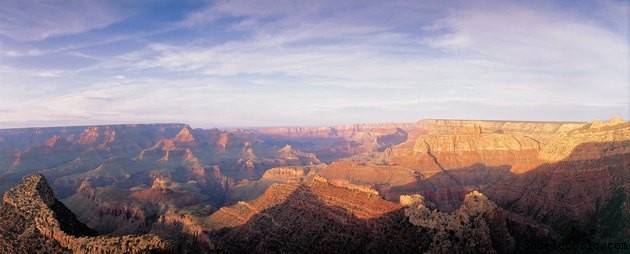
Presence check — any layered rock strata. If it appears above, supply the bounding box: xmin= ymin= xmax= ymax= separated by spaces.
xmin=2 ymin=173 xmax=172 ymax=253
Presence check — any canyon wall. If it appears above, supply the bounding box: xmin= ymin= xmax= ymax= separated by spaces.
xmin=0 ymin=118 xmax=627 ymax=253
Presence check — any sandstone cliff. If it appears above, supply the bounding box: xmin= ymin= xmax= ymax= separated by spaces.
xmin=539 ymin=118 xmax=629 ymax=162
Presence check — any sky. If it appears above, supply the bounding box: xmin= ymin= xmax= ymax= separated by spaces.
xmin=0 ymin=0 xmax=628 ymax=128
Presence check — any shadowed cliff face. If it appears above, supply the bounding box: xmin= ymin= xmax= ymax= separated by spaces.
xmin=388 ymin=163 xmax=512 ymax=211
xmin=484 ymin=141 xmax=630 ymax=245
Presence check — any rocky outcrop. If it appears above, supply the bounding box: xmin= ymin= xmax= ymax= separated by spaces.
xmin=2 ymin=173 xmax=172 ymax=253
xmin=404 ymin=191 xmax=515 ymax=254
xmin=227 ymin=167 xmax=311 ymax=202
xmin=151 ymin=210 xmax=214 ymax=253
xmin=174 ymin=126 xmax=195 ymax=143
xmin=211 ymin=131 xmax=230 ymax=151
xmin=74 ymin=127 xmax=117 ymax=149
xmin=75 ymin=127 xmax=101 ymax=145
xmin=326 ymin=178 xmax=380 ymax=196
xmin=206 ymin=178 xmax=431 ymax=253
xmin=275 ymin=144 xmax=321 ymax=165
xmin=261 ymin=167 xmax=308 ymax=181
xmin=44 ymin=135 xmax=61 ymax=148
xmin=239 ymin=142 xmax=256 ymax=160
xmin=212 ymin=176 xmax=399 ymax=229
xmin=206 ymin=183 xmax=300 ymax=230
xmin=139 ymin=129 xmax=198 ymax=161
xmin=131 ymin=177 xmax=208 ymax=207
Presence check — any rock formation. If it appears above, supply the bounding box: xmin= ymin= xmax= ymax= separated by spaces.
xmin=404 ymin=191 xmax=516 ymax=254
xmin=1 ymin=173 xmax=172 ymax=253
xmin=174 ymin=126 xmax=195 ymax=143
xmin=275 ymin=144 xmax=321 ymax=165
xmin=205 ymin=177 xmax=542 ymax=253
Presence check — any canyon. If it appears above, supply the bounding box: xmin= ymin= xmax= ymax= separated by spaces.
xmin=0 ymin=117 xmax=628 ymax=253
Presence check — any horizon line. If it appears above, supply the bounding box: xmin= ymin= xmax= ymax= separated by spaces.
xmin=0 ymin=117 xmax=609 ymax=131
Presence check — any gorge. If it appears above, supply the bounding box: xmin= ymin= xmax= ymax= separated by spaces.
xmin=0 ymin=117 xmax=628 ymax=253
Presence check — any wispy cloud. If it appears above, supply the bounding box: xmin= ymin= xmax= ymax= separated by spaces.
xmin=0 ymin=0 xmax=627 ymax=128
xmin=0 ymin=0 xmax=123 ymax=41
xmin=131 ymin=1 xmax=627 ymax=106
xmin=427 ymin=4 xmax=626 ymax=71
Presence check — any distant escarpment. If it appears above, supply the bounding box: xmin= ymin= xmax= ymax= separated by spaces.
xmin=255 ymin=123 xmax=416 ymax=138
xmin=255 ymin=123 xmax=413 ymax=162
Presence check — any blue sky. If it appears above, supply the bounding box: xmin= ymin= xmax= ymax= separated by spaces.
xmin=0 ymin=0 xmax=628 ymax=128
